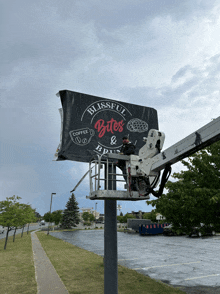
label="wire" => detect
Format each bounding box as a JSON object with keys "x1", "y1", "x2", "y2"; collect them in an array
[{"x1": 149, "y1": 165, "x2": 172, "y2": 198}]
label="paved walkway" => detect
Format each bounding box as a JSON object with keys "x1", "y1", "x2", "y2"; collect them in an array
[{"x1": 31, "y1": 230, "x2": 69, "y2": 294}]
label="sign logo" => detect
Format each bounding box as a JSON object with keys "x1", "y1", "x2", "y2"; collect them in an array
[
  {"x1": 69, "y1": 99, "x2": 149, "y2": 156},
  {"x1": 69, "y1": 128, "x2": 95, "y2": 146}
]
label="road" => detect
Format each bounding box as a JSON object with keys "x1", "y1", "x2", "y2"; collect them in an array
[{"x1": 0, "y1": 223, "x2": 53, "y2": 240}]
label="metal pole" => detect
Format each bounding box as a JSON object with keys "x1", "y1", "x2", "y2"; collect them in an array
[
  {"x1": 95, "y1": 202, "x2": 97, "y2": 229},
  {"x1": 47, "y1": 193, "x2": 56, "y2": 235},
  {"x1": 104, "y1": 163, "x2": 118, "y2": 294}
]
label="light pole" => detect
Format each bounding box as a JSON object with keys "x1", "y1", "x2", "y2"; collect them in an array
[
  {"x1": 95, "y1": 202, "x2": 98, "y2": 228},
  {"x1": 47, "y1": 193, "x2": 56, "y2": 235},
  {"x1": 117, "y1": 204, "x2": 122, "y2": 215}
]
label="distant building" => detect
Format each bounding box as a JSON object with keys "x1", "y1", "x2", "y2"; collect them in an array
[
  {"x1": 79, "y1": 207, "x2": 100, "y2": 220},
  {"x1": 156, "y1": 213, "x2": 166, "y2": 221},
  {"x1": 127, "y1": 211, "x2": 148, "y2": 219}
]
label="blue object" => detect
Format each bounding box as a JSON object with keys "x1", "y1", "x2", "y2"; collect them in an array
[{"x1": 139, "y1": 223, "x2": 170, "y2": 235}]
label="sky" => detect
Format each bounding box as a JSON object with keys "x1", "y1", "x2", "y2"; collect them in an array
[{"x1": 1, "y1": 0, "x2": 220, "y2": 217}]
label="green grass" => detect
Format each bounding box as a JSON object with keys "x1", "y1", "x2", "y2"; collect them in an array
[
  {"x1": 0, "y1": 232, "x2": 37, "y2": 294},
  {"x1": 36, "y1": 231, "x2": 186, "y2": 294}
]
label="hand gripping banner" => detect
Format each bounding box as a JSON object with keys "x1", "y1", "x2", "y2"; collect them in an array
[{"x1": 54, "y1": 90, "x2": 158, "y2": 163}]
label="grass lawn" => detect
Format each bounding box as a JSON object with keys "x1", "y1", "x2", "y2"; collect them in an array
[
  {"x1": 0, "y1": 232, "x2": 37, "y2": 294},
  {"x1": 36, "y1": 231, "x2": 186, "y2": 294}
]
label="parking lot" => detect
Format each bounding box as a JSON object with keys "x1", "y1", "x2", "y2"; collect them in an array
[{"x1": 51, "y1": 230, "x2": 220, "y2": 293}]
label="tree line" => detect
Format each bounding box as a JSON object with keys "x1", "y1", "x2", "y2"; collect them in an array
[
  {"x1": 147, "y1": 140, "x2": 220, "y2": 235},
  {"x1": 43, "y1": 194, "x2": 102, "y2": 227},
  {"x1": 0, "y1": 195, "x2": 37, "y2": 249}
]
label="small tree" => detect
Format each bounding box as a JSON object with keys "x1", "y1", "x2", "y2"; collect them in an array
[
  {"x1": 60, "y1": 193, "x2": 80, "y2": 229},
  {"x1": 82, "y1": 212, "x2": 90, "y2": 222},
  {"x1": 13, "y1": 204, "x2": 36, "y2": 240},
  {"x1": 147, "y1": 210, "x2": 157, "y2": 222},
  {"x1": 82, "y1": 212, "x2": 95, "y2": 223},
  {"x1": 89, "y1": 213, "x2": 95, "y2": 222},
  {"x1": 34, "y1": 211, "x2": 41, "y2": 222},
  {"x1": 0, "y1": 196, "x2": 20, "y2": 249},
  {"x1": 43, "y1": 211, "x2": 52, "y2": 223},
  {"x1": 25, "y1": 205, "x2": 37, "y2": 235},
  {"x1": 0, "y1": 196, "x2": 36, "y2": 249},
  {"x1": 52, "y1": 210, "x2": 63, "y2": 225},
  {"x1": 117, "y1": 216, "x2": 124, "y2": 223},
  {"x1": 121, "y1": 213, "x2": 134, "y2": 223},
  {"x1": 44, "y1": 210, "x2": 63, "y2": 225}
]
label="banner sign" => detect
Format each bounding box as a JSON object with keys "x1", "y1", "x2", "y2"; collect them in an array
[{"x1": 54, "y1": 90, "x2": 158, "y2": 163}]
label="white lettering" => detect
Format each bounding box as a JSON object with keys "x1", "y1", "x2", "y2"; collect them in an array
[
  {"x1": 95, "y1": 145, "x2": 102, "y2": 152},
  {"x1": 86, "y1": 101, "x2": 127, "y2": 117},
  {"x1": 121, "y1": 108, "x2": 126, "y2": 115},
  {"x1": 101, "y1": 102, "x2": 107, "y2": 108},
  {"x1": 106, "y1": 102, "x2": 111, "y2": 108},
  {"x1": 87, "y1": 106, "x2": 97, "y2": 115},
  {"x1": 72, "y1": 130, "x2": 88, "y2": 136},
  {"x1": 111, "y1": 103, "x2": 116, "y2": 110},
  {"x1": 103, "y1": 148, "x2": 108, "y2": 154}
]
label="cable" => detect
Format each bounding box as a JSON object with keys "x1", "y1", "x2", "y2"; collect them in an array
[{"x1": 149, "y1": 165, "x2": 172, "y2": 198}]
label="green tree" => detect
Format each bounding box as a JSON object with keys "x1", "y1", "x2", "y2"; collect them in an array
[
  {"x1": 82, "y1": 212, "x2": 90, "y2": 222},
  {"x1": 0, "y1": 196, "x2": 36, "y2": 249},
  {"x1": 24, "y1": 205, "x2": 37, "y2": 235},
  {"x1": 82, "y1": 212, "x2": 95, "y2": 224},
  {"x1": 0, "y1": 196, "x2": 21, "y2": 249},
  {"x1": 148, "y1": 210, "x2": 157, "y2": 222},
  {"x1": 34, "y1": 211, "x2": 41, "y2": 222},
  {"x1": 60, "y1": 193, "x2": 80, "y2": 229},
  {"x1": 88, "y1": 213, "x2": 95, "y2": 222},
  {"x1": 43, "y1": 211, "x2": 52, "y2": 223},
  {"x1": 44, "y1": 210, "x2": 63, "y2": 225},
  {"x1": 52, "y1": 210, "x2": 63, "y2": 225},
  {"x1": 20, "y1": 205, "x2": 36, "y2": 237},
  {"x1": 121, "y1": 213, "x2": 134, "y2": 223},
  {"x1": 142, "y1": 212, "x2": 151, "y2": 220},
  {"x1": 117, "y1": 216, "x2": 124, "y2": 223},
  {"x1": 147, "y1": 141, "x2": 220, "y2": 234}
]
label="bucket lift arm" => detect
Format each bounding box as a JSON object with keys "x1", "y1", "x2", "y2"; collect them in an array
[{"x1": 108, "y1": 116, "x2": 220, "y2": 197}]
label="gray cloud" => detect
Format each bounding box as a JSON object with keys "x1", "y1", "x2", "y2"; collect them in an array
[
  {"x1": 120, "y1": 52, "x2": 220, "y2": 111},
  {"x1": 1, "y1": 0, "x2": 220, "y2": 215}
]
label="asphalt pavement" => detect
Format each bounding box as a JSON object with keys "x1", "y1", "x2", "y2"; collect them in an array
[{"x1": 50, "y1": 230, "x2": 220, "y2": 294}]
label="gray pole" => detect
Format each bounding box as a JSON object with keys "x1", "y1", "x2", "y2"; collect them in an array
[
  {"x1": 47, "y1": 193, "x2": 56, "y2": 235},
  {"x1": 104, "y1": 163, "x2": 118, "y2": 294},
  {"x1": 95, "y1": 202, "x2": 97, "y2": 229}
]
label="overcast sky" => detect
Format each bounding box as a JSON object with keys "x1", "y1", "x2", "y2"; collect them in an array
[{"x1": 1, "y1": 0, "x2": 220, "y2": 217}]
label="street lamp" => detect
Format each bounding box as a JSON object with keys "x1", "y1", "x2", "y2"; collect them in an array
[
  {"x1": 117, "y1": 204, "x2": 122, "y2": 215},
  {"x1": 47, "y1": 193, "x2": 56, "y2": 235}
]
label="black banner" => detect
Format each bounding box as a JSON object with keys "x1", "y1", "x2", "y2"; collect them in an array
[{"x1": 55, "y1": 90, "x2": 158, "y2": 163}]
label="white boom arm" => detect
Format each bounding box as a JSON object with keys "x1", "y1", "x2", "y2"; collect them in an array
[
  {"x1": 107, "y1": 116, "x2": 220, "y2": 197},
  {"x1": 131, "y1": 116, "x2": 220, "y2": 175},
  {"x1": 126, "y1": 116, "x2": 220, "y2": 196}
]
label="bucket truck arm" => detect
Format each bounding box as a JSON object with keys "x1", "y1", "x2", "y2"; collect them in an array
[{"x1": 127, "y1": 116, "x2": 220, "y2": 197}]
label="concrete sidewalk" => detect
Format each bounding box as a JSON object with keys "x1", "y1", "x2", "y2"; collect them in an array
[{"x1": 31, "y1": 230, "x2": 69, "y2": 294}]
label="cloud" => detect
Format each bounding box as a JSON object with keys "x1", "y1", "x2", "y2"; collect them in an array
[{"x1": 1, "y1": 1, "x2": 220, "y2": 215}]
